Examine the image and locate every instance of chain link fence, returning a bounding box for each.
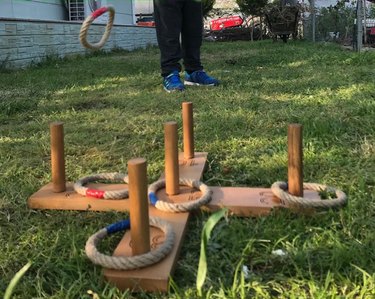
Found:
[302,0,375,49]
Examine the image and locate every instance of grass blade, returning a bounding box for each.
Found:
[4,261,32,299]
[196,209,227,297]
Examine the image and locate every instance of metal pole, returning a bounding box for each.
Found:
[311,0,316,42]
[363,0,367,45]
[357,0,363,52]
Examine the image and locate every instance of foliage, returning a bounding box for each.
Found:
[368,3,375,18]
[236,0,268,16]
[202,0,216,17]
[316,2,356,40]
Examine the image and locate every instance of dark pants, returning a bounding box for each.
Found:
[153,0,203,76]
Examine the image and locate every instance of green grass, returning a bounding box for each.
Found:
[0,40,374,298]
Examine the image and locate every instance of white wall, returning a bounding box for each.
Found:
[134,0,153,14]
[0,19,157,69]
[110,0,134,25]
[0,0,67,21]
[0,0,134,25]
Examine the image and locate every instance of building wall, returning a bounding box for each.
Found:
[0,0,134,25]
[0,0,66,21]
[0,19,157,69]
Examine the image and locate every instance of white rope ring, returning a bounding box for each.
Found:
[148,178,212,213]
[271,181,347,209]
[85,217,175,270]
[79,6,115,50]
[74,172,129,199]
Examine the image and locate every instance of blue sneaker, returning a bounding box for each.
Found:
[163,71,185,93]
[184,70,219,86]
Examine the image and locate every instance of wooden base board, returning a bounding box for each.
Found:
[159,152,208,180]
[27,152,208,212]
[103,207,189,292]
[102,152,208,292]
[154,186,322,217]
[28,182,130,212]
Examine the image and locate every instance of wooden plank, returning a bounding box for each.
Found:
[103,208,190,292]
[160,152,208,181]
[27,152,208,212]
[206,186,321,216]
[28,182,131,212]
[150,186,321,217]
[103,152,208,292]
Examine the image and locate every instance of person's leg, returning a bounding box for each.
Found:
[153,0,184,77]
[181,0,219,86]
[181,0,203,73]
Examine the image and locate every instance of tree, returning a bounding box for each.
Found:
[236,0,268,41]
[236,0,268,16]
[202,0,216,17]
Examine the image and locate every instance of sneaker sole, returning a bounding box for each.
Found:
[163,86,185,93]
[184,81,217,86]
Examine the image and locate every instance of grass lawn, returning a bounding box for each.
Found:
[0,40,374,299]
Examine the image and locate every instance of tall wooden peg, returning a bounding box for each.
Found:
[164,121,180,195]
[50,122,66,193]
[288,124,303,197]
[182,102,194,160]
[128,158,150,255]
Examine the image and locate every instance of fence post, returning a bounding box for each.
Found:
[356,0,364,52]
[311,0,316,43]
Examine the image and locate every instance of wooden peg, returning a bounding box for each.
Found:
[288,124,303,197]
[50,122,66,193]
[128,158,150,255]
[182,102,194,159]
[164,122,180,195]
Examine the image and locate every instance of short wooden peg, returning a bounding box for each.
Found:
[50,122,66,193]
[182,102,194,160]
[288,124,303,197]
[164,122,180,195]
[128,158,150,255]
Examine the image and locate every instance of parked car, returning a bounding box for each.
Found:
[205,14,263,42]
[210,15,244,31]
[136,14,155,27]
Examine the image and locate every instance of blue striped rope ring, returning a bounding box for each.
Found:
[148,178,212,213]
[85,217,175,270]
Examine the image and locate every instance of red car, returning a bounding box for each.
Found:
[136,15,155,27]
[210,15,244,31]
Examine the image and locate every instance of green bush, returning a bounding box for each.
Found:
[202,0,216,17]
[236,0,268,16]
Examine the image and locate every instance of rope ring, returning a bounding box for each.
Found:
[74,172,129,199]
[85,217,175,270]
[148,178,212,213]
[79,6,115,50]
[271,181,347,209]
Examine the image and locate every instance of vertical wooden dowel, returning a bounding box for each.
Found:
[288,124,303,197]
[182,102,194,159]
[128,158,150,255]
[164,121,180,195]
[50,122,66,193]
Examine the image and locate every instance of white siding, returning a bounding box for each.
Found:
[0,0,134,25]
[0,0,66,21]
[0,19,157,69]
[134,0,153,14]
[110,0,134,25]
